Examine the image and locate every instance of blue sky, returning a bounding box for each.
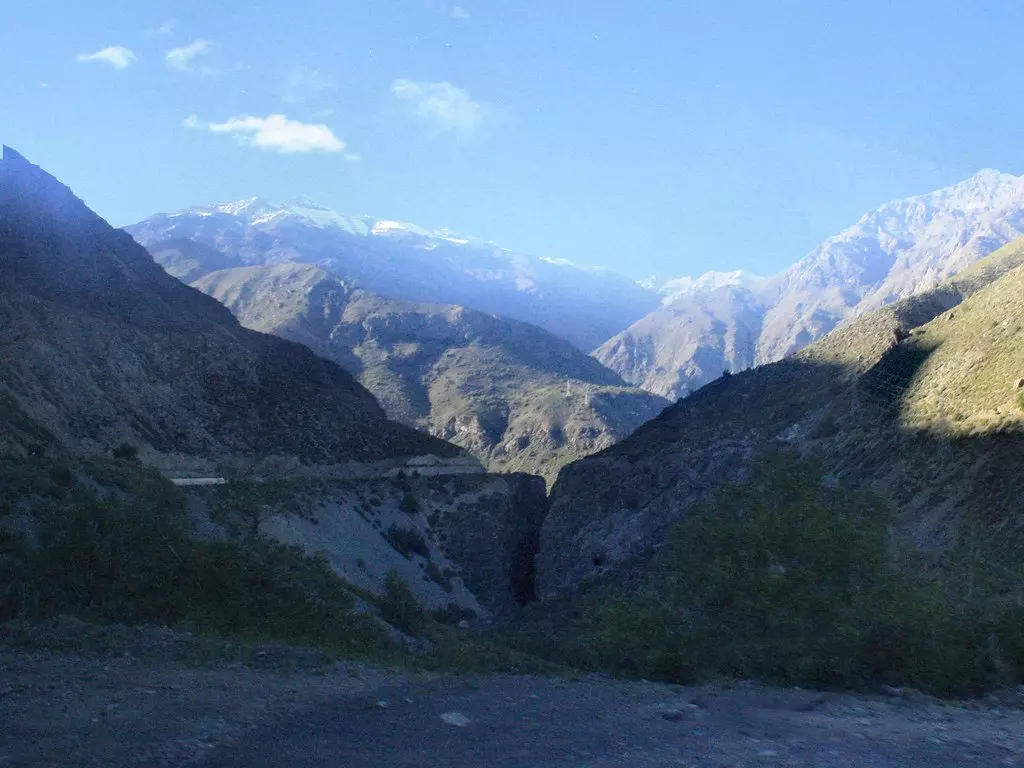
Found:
[3,1,1024,279]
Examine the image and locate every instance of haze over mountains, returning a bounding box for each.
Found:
[0,147,560,617]
[126,198,660,353]
[128,168,1024,416]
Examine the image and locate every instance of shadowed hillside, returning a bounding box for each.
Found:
[0,146,460,468]
[540,237,1024,594]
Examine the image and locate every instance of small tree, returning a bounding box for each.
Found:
[380,568,428,635]
[400,491,419,515]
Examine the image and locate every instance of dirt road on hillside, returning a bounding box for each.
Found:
[4,632,1022,768]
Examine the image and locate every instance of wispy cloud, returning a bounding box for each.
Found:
[391,79,486,136]
[426,1,471,20]
[343,152,362,163]
[147,21,175,37]
[165,39,214,72]
[184,113,347,154]
[284,66,333,104]
[75,46,137,69]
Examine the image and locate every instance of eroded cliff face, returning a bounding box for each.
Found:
[189,464,550,618]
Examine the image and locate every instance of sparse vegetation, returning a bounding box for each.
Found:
[504,453,1024,697]
[0,459,391,657]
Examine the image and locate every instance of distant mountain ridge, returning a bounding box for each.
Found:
[598,169,1024,399]
[188,262,670,483]
[126,199,660,352]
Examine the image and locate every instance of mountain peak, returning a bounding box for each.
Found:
[214,197,273,216]
[2,145,28,163]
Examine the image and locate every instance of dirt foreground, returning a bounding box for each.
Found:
[2,623,1023,768]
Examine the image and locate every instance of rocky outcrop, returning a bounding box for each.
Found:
[202,467,549,617]
[427,473,548,613]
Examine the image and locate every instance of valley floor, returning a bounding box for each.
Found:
[3,625,1024,767]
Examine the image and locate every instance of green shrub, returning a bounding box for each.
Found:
[400,491,420,515]
[565,452,1024,696]
[384,524,430,559]
[111,442,138,461]
[0,465,389,656]
[425,560,453,592]
[48,465,74,489]
[379,568,428,635]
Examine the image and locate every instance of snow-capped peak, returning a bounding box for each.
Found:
[655,270,767,305]
[213,197,272,216]
[369,219,433,238]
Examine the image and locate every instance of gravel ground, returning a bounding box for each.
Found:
[2,619,1023,768]
[203,674,1024,768]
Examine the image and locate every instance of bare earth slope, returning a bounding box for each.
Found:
[540,237,1024,594]
[191,263,669,483]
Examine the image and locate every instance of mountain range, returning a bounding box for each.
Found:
[189,262,669,483]
[125,198,659,353]
[540,236,1024,594]
[598,169,1024,399]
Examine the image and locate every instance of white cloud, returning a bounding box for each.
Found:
[343,152,362,163]
[165,39,214,72]
[391,79,486,136]
[184,113,347,154]
[284,66,333,104]
[75,46,137,69]
[452,5,470,19]
[147,21,175,37]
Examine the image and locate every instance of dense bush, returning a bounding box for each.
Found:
[379,568,429,635]
[111,442,139,461]
[384,524,430,559]
[562,452,1024,696]
[400,491,420,515]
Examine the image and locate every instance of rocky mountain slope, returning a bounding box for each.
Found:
[598,170,1024,399]
[0,147,551,617]
[188,262,669,483]
[125,199,659,352]
[539,236,1024,595]
[0,146,459,467]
